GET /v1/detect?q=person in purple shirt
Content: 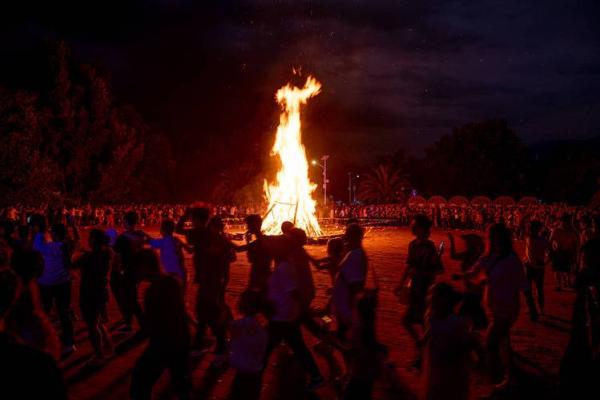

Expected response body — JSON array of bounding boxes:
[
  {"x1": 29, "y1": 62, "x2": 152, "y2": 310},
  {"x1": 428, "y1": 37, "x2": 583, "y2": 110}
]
[
  {"x1": 32, "y1": 219, "x2": 78, "y2": 357},
  {"x1": 148, "y1": 219, "x2": 191, "y2": 290}
]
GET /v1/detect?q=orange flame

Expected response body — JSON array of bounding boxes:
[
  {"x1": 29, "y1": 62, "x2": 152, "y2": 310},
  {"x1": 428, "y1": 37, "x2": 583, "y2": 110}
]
[{"x1": 262, "y1": 76, "x2": 322, "y2": 237}]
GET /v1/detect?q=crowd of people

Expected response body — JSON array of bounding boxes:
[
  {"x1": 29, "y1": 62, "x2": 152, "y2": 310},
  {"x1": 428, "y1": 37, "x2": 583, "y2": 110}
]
[
  {"x1": 0, "y1": 204, "x2": 258, "y2": 228},
  {"x1": 1, "y1": 200, "x2": 594, "y2": 246},
  {"x1": 2, "y1": 201, "x2": 594, "y2": 236},
  {"x1": 0, "y1": 203, "x2": 599, "y2": 399},
  {"x1": 331, "y1": 202, "x2": 595, "y2": 234}
]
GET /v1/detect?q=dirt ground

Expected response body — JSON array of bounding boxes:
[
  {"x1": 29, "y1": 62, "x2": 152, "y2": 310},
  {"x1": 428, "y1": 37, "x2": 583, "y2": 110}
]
[{"x1": 62, "y1": 227, "x2": 573, "y2": 399}]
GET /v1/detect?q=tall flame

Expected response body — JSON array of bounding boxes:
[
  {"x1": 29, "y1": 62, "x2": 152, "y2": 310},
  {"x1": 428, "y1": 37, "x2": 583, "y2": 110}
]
[{"x1": 262, "y1": 76, "x2": 322, "y2": 237}]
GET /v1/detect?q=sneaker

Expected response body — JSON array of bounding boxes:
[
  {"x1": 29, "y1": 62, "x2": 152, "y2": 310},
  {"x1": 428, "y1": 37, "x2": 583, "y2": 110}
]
[{"x1": 305, "y1": 376, "x2": 326, "y2": 391}]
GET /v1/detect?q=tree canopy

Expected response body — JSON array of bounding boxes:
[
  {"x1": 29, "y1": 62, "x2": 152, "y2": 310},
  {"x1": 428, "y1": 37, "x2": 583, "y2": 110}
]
[
  {"x1": 409, "y1": 119, "x2": 529, "y2": 198},
  {"x1": 0, "y1": 41, "x2": 173, "y2": 205},
  {"x1": 357, "y1": 163, "x2": 409, "y2": 204}
]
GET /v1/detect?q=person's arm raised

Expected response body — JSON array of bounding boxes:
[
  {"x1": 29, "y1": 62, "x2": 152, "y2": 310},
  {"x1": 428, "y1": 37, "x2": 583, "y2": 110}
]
[
  {"x1": 458, "y1": 258, "x2": 484, "y2": 281},
  {"x1": 178, "y1": 238, "x2": 194, "y2": 253},
  {"x1": 175, "y1": 209, "x2": 190, "y2": 235}
]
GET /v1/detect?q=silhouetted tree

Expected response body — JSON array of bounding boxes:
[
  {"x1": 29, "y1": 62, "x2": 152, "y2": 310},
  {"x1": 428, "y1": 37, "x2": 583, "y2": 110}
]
[
  {"x1": 212, "y1": 161, "x2": 262, "y2": 205},
  {"x1": 0, "y1": 40, "x2": 172, "y2": 204},
  {"x1": 0, "y1": 88, "x2": 56, "y2": 204},
  {"x1": 357, "y1": 163, "x2": 409, "y2": 203},
  {"x1": 412, "y1": 119, "x2": 529, "y2": 198},
  {"x1": 529, "y1": 138, "x2": 600, "y2": 204}
]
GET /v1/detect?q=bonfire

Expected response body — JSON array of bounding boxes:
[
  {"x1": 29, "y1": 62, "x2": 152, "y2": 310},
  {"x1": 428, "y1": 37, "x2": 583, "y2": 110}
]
[{"x1": 262, "y1": 76, "x2": 322, "y2": 237}]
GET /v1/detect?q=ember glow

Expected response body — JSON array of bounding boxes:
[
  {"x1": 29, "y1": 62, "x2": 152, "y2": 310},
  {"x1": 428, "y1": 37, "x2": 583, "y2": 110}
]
[{"x1": 262, "y1": 76, "x2": 322, "y2": 237}]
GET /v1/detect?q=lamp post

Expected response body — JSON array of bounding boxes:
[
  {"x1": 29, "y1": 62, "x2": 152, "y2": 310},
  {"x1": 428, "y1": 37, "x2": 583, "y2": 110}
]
[
  {"x1": 348, "y1": 173, "x2": 352, "y2": 204},
  {"x1": 347, "y1": 172, "x2": 359, "y2": 204},
  {"x1": 311, "y1": 155, "x2": 330, "y2": 206}
]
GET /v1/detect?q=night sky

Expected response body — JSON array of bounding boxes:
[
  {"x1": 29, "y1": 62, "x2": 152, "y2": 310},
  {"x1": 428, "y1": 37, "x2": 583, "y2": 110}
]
[{"x1": 2, "y1": 0, "x2": 600, "y2": 173}]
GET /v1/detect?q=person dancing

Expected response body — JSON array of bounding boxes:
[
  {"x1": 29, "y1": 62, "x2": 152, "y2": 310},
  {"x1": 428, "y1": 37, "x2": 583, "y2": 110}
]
[{"x1": 396, "y1": 214, "x2": 444, "y2": 368}]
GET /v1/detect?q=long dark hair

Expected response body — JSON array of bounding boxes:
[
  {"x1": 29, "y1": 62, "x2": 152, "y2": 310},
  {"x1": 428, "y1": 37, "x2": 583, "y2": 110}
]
[{"x1": 487, "y1": 223, "x2": 514, "y2": 258}]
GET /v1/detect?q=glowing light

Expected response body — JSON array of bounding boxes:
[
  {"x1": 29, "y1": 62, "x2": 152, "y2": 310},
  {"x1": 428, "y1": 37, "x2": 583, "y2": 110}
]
[{"x1": 262, "y1": 76, "x2": 322, "y2": 237}]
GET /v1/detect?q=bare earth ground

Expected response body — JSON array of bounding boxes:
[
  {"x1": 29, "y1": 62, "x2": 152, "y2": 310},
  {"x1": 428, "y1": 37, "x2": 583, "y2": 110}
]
[{"x1": 62, "y1": 227, "x2": 573, "y2": 400}]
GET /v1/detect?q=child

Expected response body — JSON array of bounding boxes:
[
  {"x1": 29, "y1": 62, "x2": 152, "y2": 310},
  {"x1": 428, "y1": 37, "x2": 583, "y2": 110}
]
[
  {"x1": 149, "y1": 219, "x2": 190, "y2": 291},
  {"x1": 342, "y1": 290, "x2": 388, "y2": 400},
  {"x1": 229, "y1": 290, "x2": 268, "y2": 400},
  {"x1": 550, "y1": 214, "x2": 579, "y2": 290},
  {"x1": 421, "y1": 283, "x2": 475, "y2": 400},
  {"x1": 396, "y1": 214, "x2": 443, "y2": 366},
  {"x1": 72, "y1": 229, "x2": 114, "y2": 365},
  {"x1": 288, "y1": 228, "x2": 316, "y2": 314},
  {"x1": 316, "y1": 237, "x2": 345, "y2": 287},
  {"x1": 448, "y1": 233, "x2": 487, "y2": 329},
  {"x1": 524, "y1": 220, "x2": 550, "y2": 315}
]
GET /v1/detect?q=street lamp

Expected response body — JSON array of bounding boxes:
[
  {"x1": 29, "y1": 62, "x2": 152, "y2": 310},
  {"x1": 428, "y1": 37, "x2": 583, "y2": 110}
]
[
  {"x1": 311, "y1": 155, "x2": 330, "y2": 206},
  {"x1": 347, "y1": 172, "x2": 360, "y2": 204}
]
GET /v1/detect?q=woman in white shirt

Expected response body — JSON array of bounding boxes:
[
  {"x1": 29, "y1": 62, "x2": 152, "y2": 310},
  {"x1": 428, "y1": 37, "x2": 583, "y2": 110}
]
[{"x1": 465, "y1": 223, "x2": 530, "y2": 392}]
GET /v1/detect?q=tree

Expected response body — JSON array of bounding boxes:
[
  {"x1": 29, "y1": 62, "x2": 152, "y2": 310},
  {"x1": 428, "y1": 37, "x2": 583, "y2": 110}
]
[
  {"x1": 529, "y1": 138, "x2": 600, "y2": 204},
  {"x1": 212, "y1": 161, "x2": 262, "y2": 205},
  {"x1": 357, "y1": 163, "x2": 409, "y2": 203},
  {"x1": 412, "y1": 119, "x2": 529, "y2": 198},
  {"x1": 0, "y1": 40, "x2": 172, "y2": 204},
  {"x1": 0, "y1": 89, "x2": 57, "y2": 205}
]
